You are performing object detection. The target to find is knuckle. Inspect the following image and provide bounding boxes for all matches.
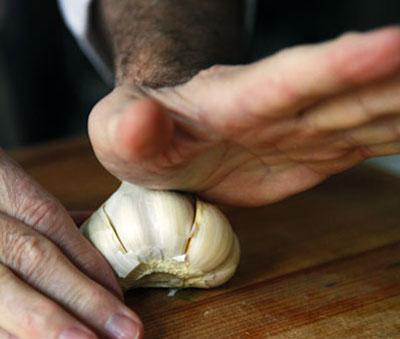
[24,300,61,337]
[338,31,360,42]
[25,199,60,227]
[23,198,66,236]
[7,232,57,278]
[70,284,108,313]
[195,64,231,79]
[352,93,373,120]
[273,46,295,60]
[298,111,321,137]
[88,286,106,305]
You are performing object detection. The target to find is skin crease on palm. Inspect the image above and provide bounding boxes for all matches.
[89,27,400,207]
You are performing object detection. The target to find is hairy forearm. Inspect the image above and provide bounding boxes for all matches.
[97,0,245,87]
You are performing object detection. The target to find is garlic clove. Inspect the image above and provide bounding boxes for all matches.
[104,182,194,260]
[186,200,235,274]
[186,234,240,288]
[81,207,140,278]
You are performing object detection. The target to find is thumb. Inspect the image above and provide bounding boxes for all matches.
[89,87,174,165]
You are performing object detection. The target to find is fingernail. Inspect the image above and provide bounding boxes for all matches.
[59,327,96,339]
[105,314,141,339]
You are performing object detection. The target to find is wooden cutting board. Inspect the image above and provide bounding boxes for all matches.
[12,138,400,338]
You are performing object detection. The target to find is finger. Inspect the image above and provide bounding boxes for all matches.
[272,116,400,164]
[172,26,400,134]
[343,116,400,147]
[303,75,400,131]
[0,264,96,339]
[294,139,400,164]
[0,150,123,299]
[88,88,174,163]
[362,142,400,157]
[0,213,143,339]
[244,26,400,116]
[306,149,367,176]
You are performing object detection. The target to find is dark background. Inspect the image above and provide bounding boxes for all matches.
[1,0,399,149]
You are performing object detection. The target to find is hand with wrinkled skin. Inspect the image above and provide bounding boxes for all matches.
[0,150,143,338]
[89,27,400,206]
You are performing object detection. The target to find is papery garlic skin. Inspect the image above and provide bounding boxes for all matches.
[81,182,240,289]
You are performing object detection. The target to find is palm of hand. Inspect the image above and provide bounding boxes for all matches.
[89,28,400,206]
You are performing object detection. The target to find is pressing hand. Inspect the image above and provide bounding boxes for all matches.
[90,27,400,206]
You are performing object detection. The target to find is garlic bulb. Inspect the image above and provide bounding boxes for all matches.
[81,182,240,289]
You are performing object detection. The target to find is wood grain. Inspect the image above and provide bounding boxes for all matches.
[11,138,400,338]
[139,243,400,338]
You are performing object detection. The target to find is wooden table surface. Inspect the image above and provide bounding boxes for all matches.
[11,138,400,338]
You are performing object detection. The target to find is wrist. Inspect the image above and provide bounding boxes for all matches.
[114,49,203,88]
[99,0,245,89]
